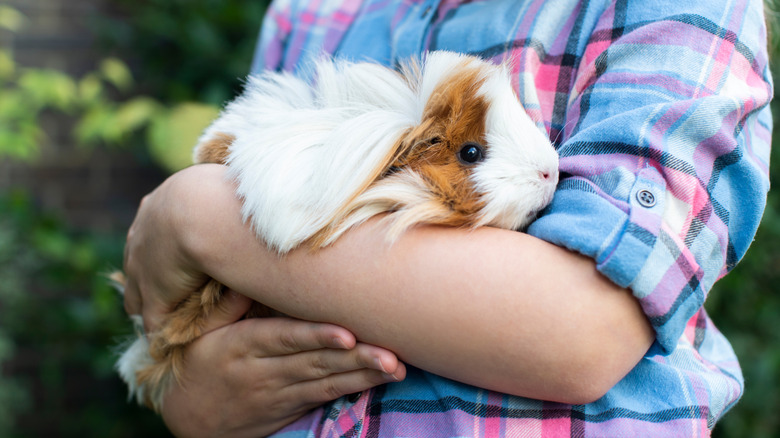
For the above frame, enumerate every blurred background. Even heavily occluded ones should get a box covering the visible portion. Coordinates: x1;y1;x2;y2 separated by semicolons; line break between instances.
0;0;777;436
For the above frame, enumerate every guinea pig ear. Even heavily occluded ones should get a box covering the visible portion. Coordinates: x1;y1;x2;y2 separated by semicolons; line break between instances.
193;132;235;164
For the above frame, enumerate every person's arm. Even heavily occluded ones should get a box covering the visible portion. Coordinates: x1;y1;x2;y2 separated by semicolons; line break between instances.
124;163;654;405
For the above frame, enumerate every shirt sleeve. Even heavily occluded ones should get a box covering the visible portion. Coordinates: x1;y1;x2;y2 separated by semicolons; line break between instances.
527;0;772;353
250;0;294;73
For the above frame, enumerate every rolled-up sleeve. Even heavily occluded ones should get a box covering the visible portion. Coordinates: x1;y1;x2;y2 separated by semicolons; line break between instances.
528;0;772;353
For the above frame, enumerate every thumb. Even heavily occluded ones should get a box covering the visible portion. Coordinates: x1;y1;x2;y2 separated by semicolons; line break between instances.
201;288;254;335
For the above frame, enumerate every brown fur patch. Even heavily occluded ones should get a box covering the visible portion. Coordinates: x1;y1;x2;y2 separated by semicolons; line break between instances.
395;63;489;226
308;61;491;246
194;132;235;164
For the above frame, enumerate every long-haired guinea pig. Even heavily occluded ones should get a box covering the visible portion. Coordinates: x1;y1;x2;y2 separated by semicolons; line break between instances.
115;51;559;412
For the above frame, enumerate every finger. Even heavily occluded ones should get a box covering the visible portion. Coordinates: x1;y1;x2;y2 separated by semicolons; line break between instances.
122;275;142;316
199;289;253;335
141;304;164;334
141;293;178;334
233;317;358;355
288;364;407;405
123;223;133;267
276;343;402;382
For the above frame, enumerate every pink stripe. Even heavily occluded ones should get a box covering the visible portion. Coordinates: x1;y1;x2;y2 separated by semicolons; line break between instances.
705;47;732;92
540;417;571;436
535;64;562;92
484;392;504;437
540;402;571;436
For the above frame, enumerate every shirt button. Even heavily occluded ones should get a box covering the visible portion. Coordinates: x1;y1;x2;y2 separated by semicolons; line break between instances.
421;5;431;17
636;189;656;208
347;392;362;403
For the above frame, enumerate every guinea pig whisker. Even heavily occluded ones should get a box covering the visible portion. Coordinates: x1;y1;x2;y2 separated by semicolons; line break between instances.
551;117;579;146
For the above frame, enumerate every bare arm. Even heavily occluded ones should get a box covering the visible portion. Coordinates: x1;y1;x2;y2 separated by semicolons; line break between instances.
125;163;653;405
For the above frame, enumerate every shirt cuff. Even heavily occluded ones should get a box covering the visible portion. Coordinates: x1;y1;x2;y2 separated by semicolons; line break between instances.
528;167;681;353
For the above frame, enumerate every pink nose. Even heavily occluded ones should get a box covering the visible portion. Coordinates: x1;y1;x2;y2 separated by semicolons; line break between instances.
539;169;559;186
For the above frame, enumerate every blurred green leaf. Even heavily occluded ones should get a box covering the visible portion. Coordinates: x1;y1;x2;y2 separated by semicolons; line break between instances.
72;242;98;272
0;89;32;119
17;69;77;110
0;5;26;32
0;49;14;79
0;123;43;161
78;73;104;104
115;96;162;133
74;105;121;145
31;228;72;261
92;282;120;319
99;58;133;92
147;102;219;172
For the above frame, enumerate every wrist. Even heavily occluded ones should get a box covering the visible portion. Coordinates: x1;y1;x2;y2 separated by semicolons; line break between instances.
164;164;237;275
170;164;278;295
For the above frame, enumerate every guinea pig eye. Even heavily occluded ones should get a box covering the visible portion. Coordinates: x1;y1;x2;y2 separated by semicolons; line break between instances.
457;142;485;165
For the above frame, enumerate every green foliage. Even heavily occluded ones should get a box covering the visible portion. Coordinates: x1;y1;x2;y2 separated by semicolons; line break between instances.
0;57;69;160
0;5;26;32
0;2;267;435
0;192;167;437
0;49;157;161
94;0;268;105
0;6;228;172
147;102;220;171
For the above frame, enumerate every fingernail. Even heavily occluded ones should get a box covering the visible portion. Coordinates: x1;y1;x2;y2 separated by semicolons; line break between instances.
373;358;388;373
333;337;349;349
382;372;401;382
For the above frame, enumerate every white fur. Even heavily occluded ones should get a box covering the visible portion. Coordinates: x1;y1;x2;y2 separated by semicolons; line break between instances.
116;315;155;405
196;51;558;251
112;280;159;410
472;60;559;229
196;58;420;252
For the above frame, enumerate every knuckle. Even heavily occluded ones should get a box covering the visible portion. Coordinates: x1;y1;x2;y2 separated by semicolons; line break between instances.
353;346;375;368
223;354;251;382
278;330;301;353
307;355;331;378
320;380;344;400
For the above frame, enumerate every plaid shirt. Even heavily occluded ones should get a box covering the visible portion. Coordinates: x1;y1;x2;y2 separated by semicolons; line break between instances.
251;0;773;436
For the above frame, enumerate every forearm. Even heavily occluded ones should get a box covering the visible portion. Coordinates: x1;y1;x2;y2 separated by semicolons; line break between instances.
183;164;653;403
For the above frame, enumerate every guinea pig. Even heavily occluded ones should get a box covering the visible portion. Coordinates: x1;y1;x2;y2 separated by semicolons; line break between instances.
115;51;559;412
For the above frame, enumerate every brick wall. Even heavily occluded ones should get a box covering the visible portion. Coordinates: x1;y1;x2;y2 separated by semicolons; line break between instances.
1;0;167;232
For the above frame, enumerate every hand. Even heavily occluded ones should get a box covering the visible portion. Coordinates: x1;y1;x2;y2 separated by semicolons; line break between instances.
122;164;233;331
160;315;406;438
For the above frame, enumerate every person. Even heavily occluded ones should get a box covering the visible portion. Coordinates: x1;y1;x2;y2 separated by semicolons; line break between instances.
122;0;772;436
